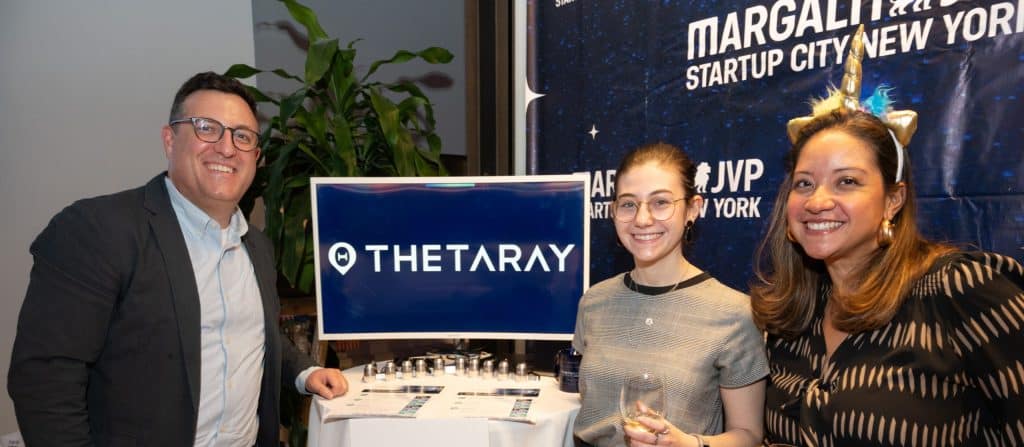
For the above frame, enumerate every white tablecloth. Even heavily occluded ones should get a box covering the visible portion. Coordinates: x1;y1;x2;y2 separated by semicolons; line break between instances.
307;365;581;447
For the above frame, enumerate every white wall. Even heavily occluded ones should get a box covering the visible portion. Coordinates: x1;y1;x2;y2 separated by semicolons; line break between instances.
0;0;255;435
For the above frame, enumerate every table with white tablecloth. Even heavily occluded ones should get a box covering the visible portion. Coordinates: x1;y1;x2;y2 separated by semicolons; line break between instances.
307;365;581;447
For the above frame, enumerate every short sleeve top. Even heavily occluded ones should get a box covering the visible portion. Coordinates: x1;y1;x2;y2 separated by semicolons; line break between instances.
573;272;769;447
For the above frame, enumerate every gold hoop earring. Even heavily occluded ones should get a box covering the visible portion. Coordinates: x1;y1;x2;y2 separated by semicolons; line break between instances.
786;227;796;243
877;219;895;247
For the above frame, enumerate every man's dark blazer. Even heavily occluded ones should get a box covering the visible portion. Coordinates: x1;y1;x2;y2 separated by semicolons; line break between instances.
8;173;314;446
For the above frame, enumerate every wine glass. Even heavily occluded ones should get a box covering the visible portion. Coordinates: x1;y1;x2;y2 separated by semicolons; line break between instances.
619;371;665;431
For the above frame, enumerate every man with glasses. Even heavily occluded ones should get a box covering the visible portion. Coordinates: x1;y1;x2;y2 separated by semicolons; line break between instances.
9;71;348;446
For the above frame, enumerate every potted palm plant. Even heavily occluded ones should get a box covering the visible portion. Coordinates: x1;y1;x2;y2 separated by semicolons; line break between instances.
225;0;453;295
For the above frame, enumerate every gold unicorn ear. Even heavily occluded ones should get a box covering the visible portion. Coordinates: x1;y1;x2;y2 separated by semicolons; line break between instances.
885;109;918;148
785;25;918;148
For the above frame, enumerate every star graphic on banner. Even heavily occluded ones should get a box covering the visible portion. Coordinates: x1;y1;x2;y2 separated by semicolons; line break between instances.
524;80;545;113
588;124;599;139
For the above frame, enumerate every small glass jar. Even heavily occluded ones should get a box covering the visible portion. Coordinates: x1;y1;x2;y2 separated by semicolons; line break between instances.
497;359;510;381
362;363;378;383
514;362;528;382
482;359;495;378
384;361;396;381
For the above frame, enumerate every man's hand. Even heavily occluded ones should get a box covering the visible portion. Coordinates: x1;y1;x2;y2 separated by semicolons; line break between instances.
304;368;349;399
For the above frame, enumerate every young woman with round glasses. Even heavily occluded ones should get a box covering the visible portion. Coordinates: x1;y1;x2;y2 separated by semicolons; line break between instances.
572;142;768;447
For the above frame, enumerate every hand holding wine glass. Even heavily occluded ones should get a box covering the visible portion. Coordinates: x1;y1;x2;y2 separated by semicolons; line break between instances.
620;372;672;444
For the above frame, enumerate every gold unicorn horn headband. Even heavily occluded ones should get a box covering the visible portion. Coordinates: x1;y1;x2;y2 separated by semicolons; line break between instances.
786;24;918;182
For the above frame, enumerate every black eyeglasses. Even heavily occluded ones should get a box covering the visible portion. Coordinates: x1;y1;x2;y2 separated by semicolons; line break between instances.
169;116;260;152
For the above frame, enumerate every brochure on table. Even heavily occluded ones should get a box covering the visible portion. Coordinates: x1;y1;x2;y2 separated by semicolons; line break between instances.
316;383;543;424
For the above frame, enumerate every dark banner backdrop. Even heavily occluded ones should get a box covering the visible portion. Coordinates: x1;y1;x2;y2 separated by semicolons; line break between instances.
526;0;1024;291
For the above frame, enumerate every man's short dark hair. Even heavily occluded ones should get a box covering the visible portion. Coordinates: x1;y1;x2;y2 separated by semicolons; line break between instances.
168;71;259;122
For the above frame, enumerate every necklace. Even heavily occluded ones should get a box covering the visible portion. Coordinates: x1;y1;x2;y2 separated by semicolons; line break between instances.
627;264;693;295
623;266;695;351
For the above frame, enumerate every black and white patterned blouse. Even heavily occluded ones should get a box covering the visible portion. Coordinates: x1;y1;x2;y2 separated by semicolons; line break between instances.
765;251;1024;447
573;272;768;447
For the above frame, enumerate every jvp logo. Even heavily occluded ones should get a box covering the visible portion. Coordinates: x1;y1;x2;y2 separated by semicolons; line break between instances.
693;159;765;219
328;242;356;275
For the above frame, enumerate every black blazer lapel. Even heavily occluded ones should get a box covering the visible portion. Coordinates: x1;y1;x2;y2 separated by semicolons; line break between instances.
143;174;202;414
244;233;280;379
244;230;284;442
244;234;279;345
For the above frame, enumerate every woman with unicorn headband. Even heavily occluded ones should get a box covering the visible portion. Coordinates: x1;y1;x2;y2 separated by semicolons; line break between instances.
750;25;1024;446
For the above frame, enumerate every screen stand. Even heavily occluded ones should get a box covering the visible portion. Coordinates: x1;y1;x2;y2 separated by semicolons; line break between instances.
453;338;470;354
424;339;493;363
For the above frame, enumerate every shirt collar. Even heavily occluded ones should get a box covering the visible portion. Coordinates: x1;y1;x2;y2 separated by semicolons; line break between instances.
164;175;249;241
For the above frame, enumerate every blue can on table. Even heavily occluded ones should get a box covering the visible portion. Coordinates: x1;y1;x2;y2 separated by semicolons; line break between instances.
554;347;582;393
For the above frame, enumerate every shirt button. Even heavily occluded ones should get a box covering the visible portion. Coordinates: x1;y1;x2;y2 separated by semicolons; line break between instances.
645;318;654;326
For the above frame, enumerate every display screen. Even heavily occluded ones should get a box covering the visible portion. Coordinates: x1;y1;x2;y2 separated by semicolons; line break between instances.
311;175;590;340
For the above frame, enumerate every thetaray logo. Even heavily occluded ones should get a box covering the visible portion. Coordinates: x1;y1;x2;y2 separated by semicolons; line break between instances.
325;242;576;276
